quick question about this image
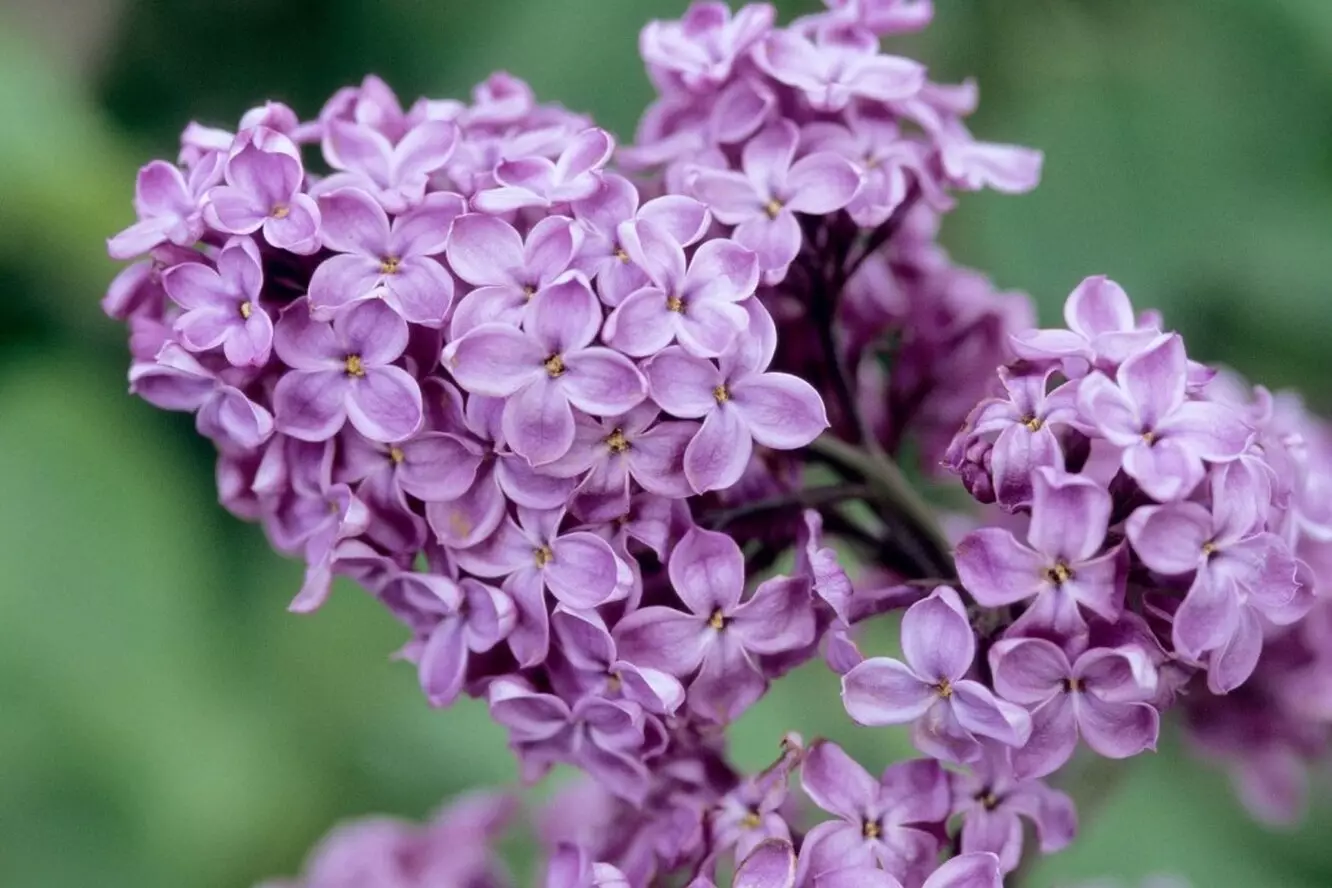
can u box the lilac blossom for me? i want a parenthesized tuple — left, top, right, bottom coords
(644, 331, 828, 492)
(1010, 276, 1160, 373)
(614, 527, 815, 722)
(455, 506, 623, 666)
(841, 587, 1032, 762)
(796, 740, 949, 884)
(990, 638, 1161, 779)
(445, 213, 580, 337)
(710, 735, 803, 864)
(541, 405, 696, 521)
(308, 187, 463, 326)
(639, 2, 775, 92)
(473, 127, 614, 212)
(948, 746, 1076, 873)
(380, 570, 515, 707)
(752, 24, 925, 112)
(128, 344, 274, 450)
(604, 222, 759, 358)
(204, 126, 321, 253)
(162, 236, 273, 367)
(319, 117, 459, 213)
(954, 467, 1126, 640)
(1078, 333, 1252, 501)
(689, 120, 862, 274)
(108, 156, 221, 259)
(272, 297, 424, 443)
(549, 607, 685, 716)
(571, 175, 710, 306)
(488, 676, 653, 804)
(444, 276, 648, 465)
(1127, 462, 1309, 692)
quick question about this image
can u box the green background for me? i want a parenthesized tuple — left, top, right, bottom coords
(1, 1, 1330, 885)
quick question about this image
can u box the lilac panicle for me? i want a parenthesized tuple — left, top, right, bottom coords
(101, 3, 1332, 886)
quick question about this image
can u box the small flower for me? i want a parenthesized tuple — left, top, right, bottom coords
(948, 746, 1077, 873)
(445, 213, 581, 337)
(753, 24, 925, 112)
(163, 236, 273, 367)
(309, 187, 463, 327)
(711, 736, 803, 864)
(318, 117, 459, 213)
(129, 343, 274, 450)
(841, 587, 1032, 763)
(108, 157, 220, 259)
(639, 2, 776, 92)
(990, 638, 1160, 779)
(204, 126, 321, 254)
(1078, 333, 1252, 501)
(604, 221, 758, 358)
(644, 330, 828, 493)
(1010, 276, 1160, 373)
(797, 740, 949, 884)
(272, 297, 424, 443)
(473, 127, 615, 212)
(689, 120, 862, 275)
(1127, 462, 1310, 692)
(615, 527, 815, 722)
(954, 467, 1126, 641)
(444, 276, 648, 465)
(550, 607, 685, 715)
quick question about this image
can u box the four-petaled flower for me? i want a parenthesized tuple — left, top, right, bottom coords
(204, 126, 321, 254)
(615, 527, 815, 722)
(841, 587, 1032, 763)
(753, 24, 925, 112)
(162, 236, 273, 367)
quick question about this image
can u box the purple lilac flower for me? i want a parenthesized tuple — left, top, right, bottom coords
(645, 329, 828, 493)
(308, 187, 463, 326)
(841, 587, 1032, 762)
(812, 852, 1005, 888)
(549, 607, 685, 716)
(689, 120, 862, 275)
(709, 734, 803, 864)
(752, 24, 925, 112)
(445, 276, 648, 465)
(473, 126, 614, 212)
(487, 676, 654, 804)
(615, 527, 815, 722)
(990, 638, 1161, 779)
(639, 2, 775, 92)
(955, 468, 1126, 641)
(129, 344, 273, 450)
(162, 236, 272, 367)
(796, 739, 949, 884)
(603, 221, 759, 358)
(1078, 333, 1252, 501)
(1128, 462, 1309, 692)
(272, 297, 424, 443)
(204, 126, 321, 253)
(318, 117, 459, 213)
(948, 745, 1076, 873)
(1009, 275, 1160, 374)
(107, 155, 221, 259)
(445, 213, 581, 337)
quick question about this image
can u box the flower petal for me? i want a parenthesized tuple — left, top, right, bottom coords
(502, 376, 576, 465)
(346, 366, 423, 442)
(731, 371, 829, 449)
(954, 529, 1044, 607)
(800, 740, 880, 821)
(644, 346, 722, 418)
(1075, 695, 1159, 759)
(684, 404, 753, 492)
(546, 531, 619, 608)
(614, 606, 708, 676)
(841, 657, 934, 726)
(444, 323, 547, 397)
(669, 525, 746, 615)
(561, 348, 649, 417)
(273, 370, 348, 441)
(1125, 502, 1210, 575)
(900, 587, 974, 683)
(446, 213, 524, 287)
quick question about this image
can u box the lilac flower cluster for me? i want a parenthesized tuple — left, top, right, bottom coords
(101, 0, 1332, 885)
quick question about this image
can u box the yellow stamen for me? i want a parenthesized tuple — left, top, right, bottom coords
(606, 671, 623, 693)
(379, 256, 402, 275)
(741, 809, 763, 830)
(666, 295, 685, 313)
(1022, 415, 1043, 432)
(1201, 541, 1217, 556)
(862, 819, 881, 839)
(935, 678, 953, 699)
(345, 355, 366, 377)
(1045, 562, 1073, 585)
(389, 446, 405, 464)
(763, 198, 784, 219)
(605, 428, 630, 454)
(975, 790, 1000, 810)
(544, 354, 566, 377)
(271, 203, 291, 220)
(1064, 676, 1084, 693)
(707, 609, 727, 631)
(1142, 430, 1158, 445)
(613, 247, 630, 263)
(523, 284, 537, 300)
(534, 545, 554, 568)
(238, 301, 253, 320)
(713, 385, 730, 404)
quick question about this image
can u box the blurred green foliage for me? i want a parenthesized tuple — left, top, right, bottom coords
(0, 1, 1330, 885)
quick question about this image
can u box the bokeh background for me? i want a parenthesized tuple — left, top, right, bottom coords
(2, 0, 1331, 885)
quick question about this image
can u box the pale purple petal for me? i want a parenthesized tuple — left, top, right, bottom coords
(1172, 574, 1240, 660)
(419, 617, 467, 707)
(603, 288, 676, 357)
(730, 576, 815, 655)
(1125, 502, 1210, 574)
(561, 348, 648, 416)
(1075, 695, 1159, 759)
(669, 526, 745, 615)
(1027, 468, 1111, 563)
(689, 169, 764, 226)
(1010, 694, 1077, 780)
(318, 186, 390, 255)
(1158, 399, 1252, 461)
(1122, 438, 1205, 502)
(274, 371, 348, 441)
(684, 404, 753, 493)
(644, 346, 723, 418)
(614, 607, 708, 675)
(308, 253, 384, 316)
(503, 376, 577, 465)
(900, 587, 974, 683)
(989, 637, 1067, 705)
(383, 259, 455, 326)
(951, 682, 1032, 748)
(546, 532, 619, 608)
(785, 152, 862, 214)
(842, 658, 934, 725)
(1207, 606, 1264, 693)
(1064, 275, 1134, 338)
(346, 366, 423, 442)
(445, 324, 547, 397)
(337, 297, 409, 365)
(954, 529, 1044, 607)
(690, 631, 766, 722)
(922, 852, 1003, 888)
(1118, 334, 1185, 427)
(397, 433, 481, 500)
(733, 211, 802, 274)
(446, 214, 524, 287)
(731, 372, 830, 449)
(530, 276, 602, 354)
(734, 839, 797, 888)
